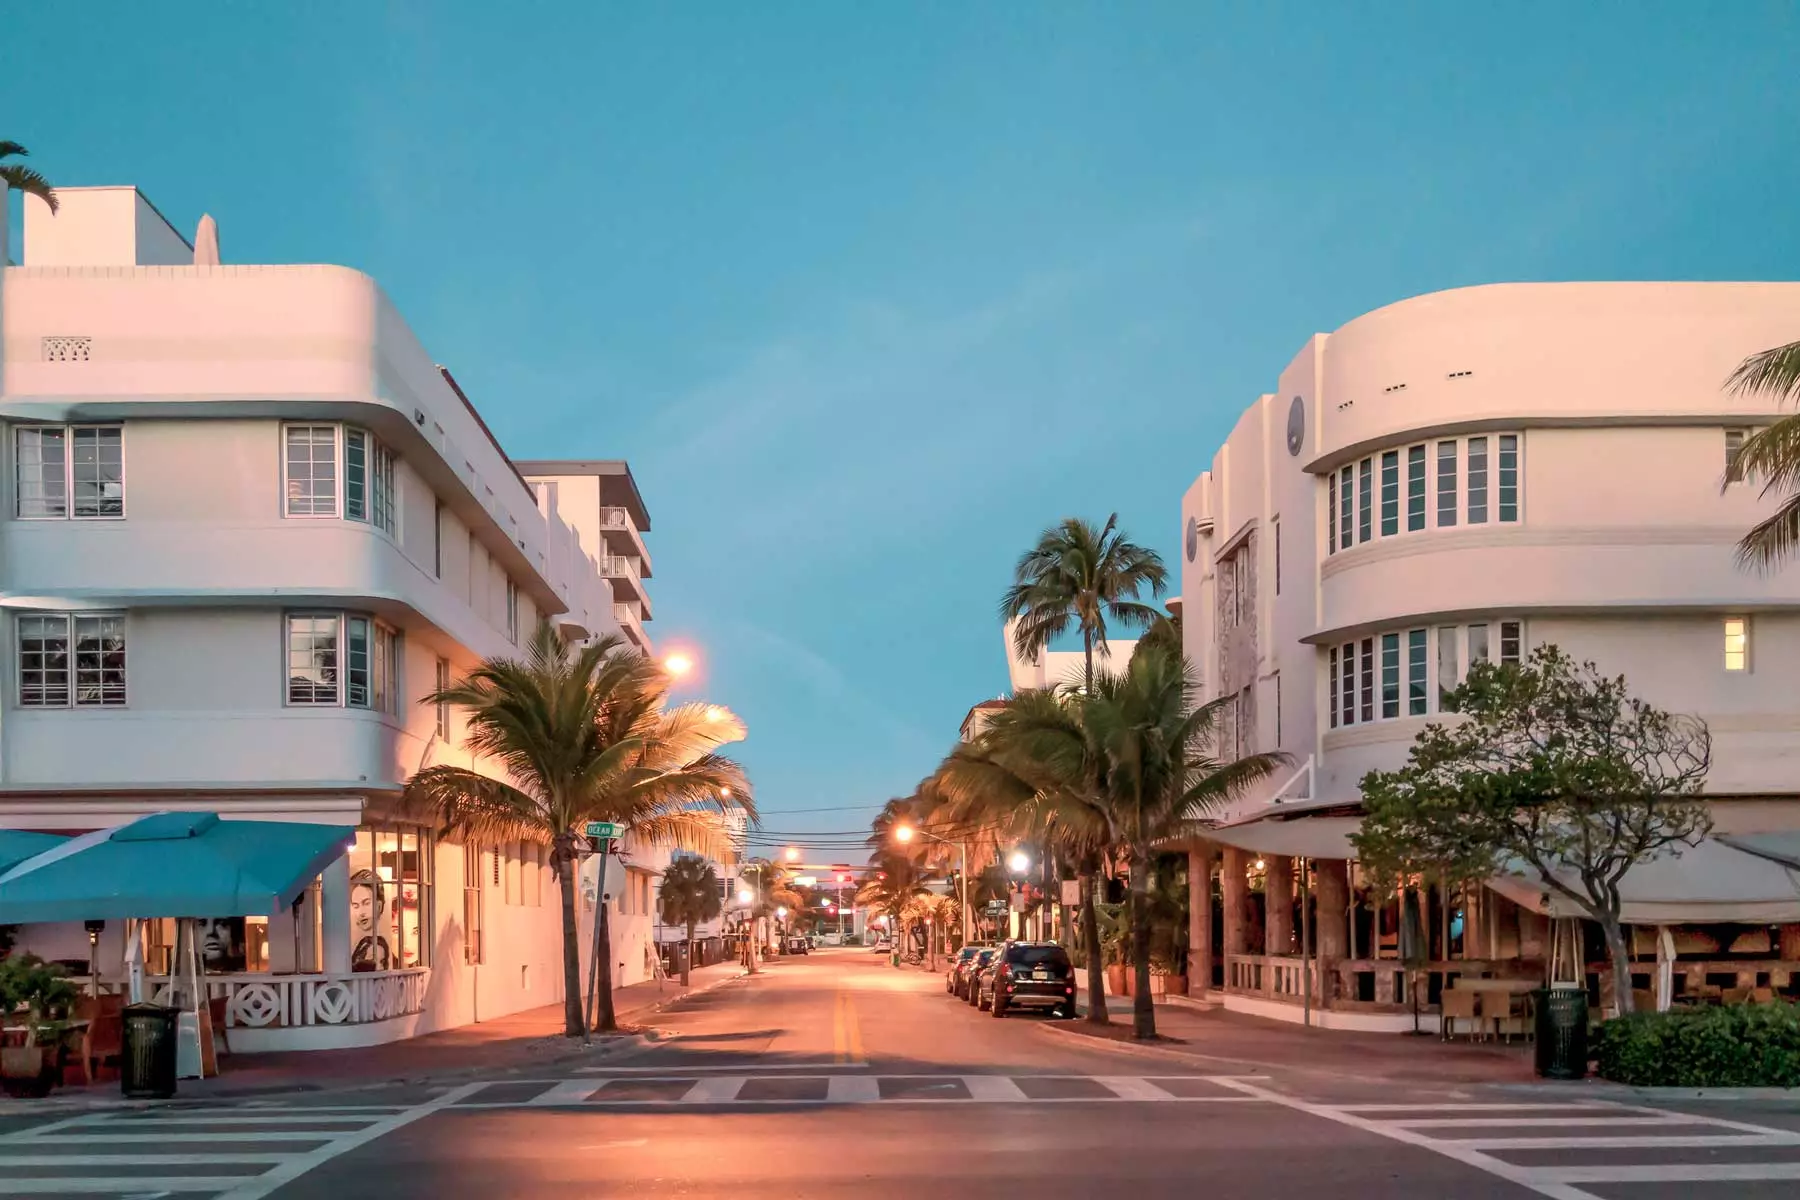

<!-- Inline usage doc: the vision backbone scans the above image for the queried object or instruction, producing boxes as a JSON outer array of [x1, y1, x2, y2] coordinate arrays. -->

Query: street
[[6, 949, 1800, 1198]]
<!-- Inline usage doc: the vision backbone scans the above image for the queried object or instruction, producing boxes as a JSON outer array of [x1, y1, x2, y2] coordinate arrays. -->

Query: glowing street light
[[1007, 851, 1031, 875], [893, 824, 915, 843], [776, 906, 788, 919], [783, 847, 801, 862], [662, 651, 695, 678], [737, 888, 753, 905]]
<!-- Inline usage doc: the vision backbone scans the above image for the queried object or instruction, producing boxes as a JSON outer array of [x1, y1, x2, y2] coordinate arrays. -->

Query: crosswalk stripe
[[826, 1075, 882, 1104], [528, 1080, 602, 1105], [1096, 1076, 1174, 1101], [1447, 1133, 1800, 1150], [681, 1076, 748, 1103], [1536, 1162, 1800, 1185], [0, 1176, 251, 1194], [961, 1075, 1028, 1102], [1385, 1115, 1690, 1129]]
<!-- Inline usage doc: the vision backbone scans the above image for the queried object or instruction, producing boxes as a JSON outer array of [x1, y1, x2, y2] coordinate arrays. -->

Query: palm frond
[[405, 766, 548, 842], [0, 163, 56, 213], [1735, 489, 1800, 571], [1728, 339, 1800, 406]]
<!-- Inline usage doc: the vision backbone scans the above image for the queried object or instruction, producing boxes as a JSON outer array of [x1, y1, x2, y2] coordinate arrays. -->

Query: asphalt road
[[8, 949, 1800, 1198]]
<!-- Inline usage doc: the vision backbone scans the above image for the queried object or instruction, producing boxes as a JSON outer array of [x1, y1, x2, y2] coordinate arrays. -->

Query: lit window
[[1406, 445, 1426, 532], [1725, 617, 1749, 672], [17, 613, 125, 707], [1380, 450, 1400, 536], [16, 425, 124, 519]]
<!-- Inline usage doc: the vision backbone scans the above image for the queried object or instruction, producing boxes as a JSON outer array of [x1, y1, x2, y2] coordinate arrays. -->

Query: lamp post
[[737, 884, 757, 974], [1006, 851, 1032, 940], [893, 824, 970, 946]]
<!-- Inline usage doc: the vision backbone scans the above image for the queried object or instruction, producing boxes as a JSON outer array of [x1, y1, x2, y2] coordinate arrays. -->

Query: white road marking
[[1543, 1162, 1800, 1184], [1095, 1076, 1174, 1101], [527, 1080, 601, 1106], [681, 1076, 748, 1103], [1385, 1115, 1692, 1129], [577, 1061, 869, 1073], [23, 1131, 337, 1144], [1447, 1133, 1800, 1150], [961, 1075, 1028, 1102], [0, 1177, 244, 1194], [826, 1075, 883, 1104]]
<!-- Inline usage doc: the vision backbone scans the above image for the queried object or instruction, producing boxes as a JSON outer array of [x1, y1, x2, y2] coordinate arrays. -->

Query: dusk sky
[[8, 3, 1800, 859]]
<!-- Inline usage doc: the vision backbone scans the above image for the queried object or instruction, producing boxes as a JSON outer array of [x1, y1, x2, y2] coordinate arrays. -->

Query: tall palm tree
[[1000, 514, 1168, 694], [408, 622, 752, 1037], [1725, 342, 1800, 567], [1, 142, 56, 214], [1085, 642, 1286, 1038], [657, 857, 722, 985]]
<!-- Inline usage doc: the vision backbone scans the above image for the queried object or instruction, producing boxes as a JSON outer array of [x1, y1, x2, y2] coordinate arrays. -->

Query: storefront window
[[152, 916, 270, 975], [347, 824, 433, 972]]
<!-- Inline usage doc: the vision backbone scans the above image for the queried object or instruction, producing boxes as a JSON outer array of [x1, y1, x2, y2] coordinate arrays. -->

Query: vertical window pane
[[1339, 466, 1355, 548], [73, 614, 126, 706], [1725, 617, 1749, 671], [372, 438, 396, 536], [16, 427, 68, 518], [435, 657, 452, 738], [1360, 636, 1375, 723], [1726, 429, 1751, 483], [1406, 445, 1426, 532], [1381, 632, 1400, 719], [347, 617, 372, 708], [18, 615, 70, 706], [1468, 623, 1490, 665], [1357, 458, 1373, 542], [506, 580, 519, 643], [1327, 474, 1337, 555], [1436, 441, 1458, 527], [1407, 629, 1427, 716], [1380, 450, 1399, 536], [1498, 434, 1519, 522], [1437, 627, 1460, 711], [285, 426, 339, 517], [1328, 648, 1338, 729], [433, 501, 444, 577], [1340, 642, 1355, 728], [71, 427, 124, 518], [288, 615, 340, 704], [1467, 437, 1489, 524], [1500, 621, 1523, 664], [1273, 520, 1281, 596], [345, 429, 368, 521]]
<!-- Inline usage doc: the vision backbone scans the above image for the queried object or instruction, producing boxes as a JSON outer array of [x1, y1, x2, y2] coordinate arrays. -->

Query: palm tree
[[1085, 641, 1286, 1038], [1725, 342, 1800, 567], [1, 142, 56, 214], [1000, 514, 1168, 694], [657, 857, 722, 985], [408, 621, 752, 1037]]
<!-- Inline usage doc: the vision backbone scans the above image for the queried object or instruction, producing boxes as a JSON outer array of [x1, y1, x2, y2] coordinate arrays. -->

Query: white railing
[[134, 969, 430, 1029], [599, 555, 640, 583], [614, 603, 649, 648]]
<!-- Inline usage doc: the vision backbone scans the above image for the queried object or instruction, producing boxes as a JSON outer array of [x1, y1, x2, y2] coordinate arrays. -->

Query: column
[[1780, 925, 1800, 962], [1221, 846, 1248, 967], [1187, 843, 1216, 998], [1265, 855, 1294, 956], [1315, 858, 1350, 962], [321, 855, 352, 975]]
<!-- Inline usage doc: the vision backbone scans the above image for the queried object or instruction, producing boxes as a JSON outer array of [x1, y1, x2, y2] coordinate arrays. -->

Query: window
[[17, 425, 124, 519], [1272, 519, 1281, 596], [1272, 671, 1282, 748], [18, 613, 126, 707], [1339, 641, 1354, 728], [348, 826, 433, 970], [1725, 617, 1750, 671], [1359, 636, 1374, 724], [1339, 465, 1355, 549], [1726, 429, 1756, 484], [287, 613, 397, 710], [1406, 445, 1426, 532], [1328, 648, 1338, 729], [462, 841, 483, 965], [1497, 435, 1519, 523], [1407, 629, 1427, 716], [1381, 633, 1400, 719], [1380, 450, 1400, 537], [1436, 441, 1458, 528], [1469, 623, 1490, 665], [435, 657, 452, 739], [1437, 627, 1459, 710], [1500, 620, 1523, 665], [506, 579, 519, 643], [285, 425, 395, 533], [433, 500, 444, 578], [1467, 436, 1489, 524], [1327, 475, 1337, 554], [1357, 458, 1373, 543]]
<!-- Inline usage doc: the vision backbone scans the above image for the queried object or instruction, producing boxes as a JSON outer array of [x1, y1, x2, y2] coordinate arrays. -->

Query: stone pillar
[[1265, 855, 1294, 956], [321, 855, 352, 975], [1221, 846, 1249, 962], [1315, 859, 1350, 963], [1188, 843, 1216, 997], [1780, 925, 1800, 962]]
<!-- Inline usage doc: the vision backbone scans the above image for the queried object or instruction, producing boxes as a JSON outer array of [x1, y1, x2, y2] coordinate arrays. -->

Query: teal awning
[[0, 830, 66, 876], [0, 812, 355, 923]]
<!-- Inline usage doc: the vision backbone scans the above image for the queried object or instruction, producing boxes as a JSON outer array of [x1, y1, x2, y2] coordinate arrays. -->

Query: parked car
[[946, 944, 990, 998], [964, 946, 1002, 1007], [784, 935, 810, 955], [978, 941, 1077, 1018]]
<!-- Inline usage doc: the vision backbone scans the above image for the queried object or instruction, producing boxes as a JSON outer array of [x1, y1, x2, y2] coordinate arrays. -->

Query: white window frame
[[1325, 618, 1527, 730], [283, 424, 399, 537], [506, 579, 520, 643], [16, 424, 126, 520], [285, 611, 402, 712], [435, 656, 452, 739], [1326, 434, 1523, 556], [1725, 616, 1750, 672], [16, 611, 128, 708], [1725, 429, 1757, 485]]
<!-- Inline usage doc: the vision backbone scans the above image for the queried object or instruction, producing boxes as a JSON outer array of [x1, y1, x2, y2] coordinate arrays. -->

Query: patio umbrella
[[0, 811, 355, 923], [0, 829, 65, 875]]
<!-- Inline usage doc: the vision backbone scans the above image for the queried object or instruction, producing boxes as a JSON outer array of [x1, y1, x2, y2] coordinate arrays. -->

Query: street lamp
[[893, 824, 971, 945], [737, 888, 753, 905], [784, 847, 801, 863], [662, 651, 695, 678], [1007, 851, 1031, 875]]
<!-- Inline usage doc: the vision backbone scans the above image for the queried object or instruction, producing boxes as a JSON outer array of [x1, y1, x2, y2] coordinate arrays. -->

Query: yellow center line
[[832, 990, 848, 1063], [843, 989, 865, 1063]]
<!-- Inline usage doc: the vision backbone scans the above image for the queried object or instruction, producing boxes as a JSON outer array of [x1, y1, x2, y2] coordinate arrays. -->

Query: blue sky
[[8, 3, 1800, 858]]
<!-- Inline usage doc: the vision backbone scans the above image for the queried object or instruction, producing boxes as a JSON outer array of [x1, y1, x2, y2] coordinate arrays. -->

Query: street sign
[[983, 900, 1007, 914], [585, 821, 622, 840]]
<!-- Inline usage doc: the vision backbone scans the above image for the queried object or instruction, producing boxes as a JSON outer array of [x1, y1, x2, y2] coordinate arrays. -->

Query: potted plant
[[0, 954, 77, 1097], [1097, 902, 1131, 995]]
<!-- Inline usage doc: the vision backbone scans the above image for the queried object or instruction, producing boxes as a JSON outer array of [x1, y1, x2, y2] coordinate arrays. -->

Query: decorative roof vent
[[193, 214, 221, 266], [41, 336, 91, 362]]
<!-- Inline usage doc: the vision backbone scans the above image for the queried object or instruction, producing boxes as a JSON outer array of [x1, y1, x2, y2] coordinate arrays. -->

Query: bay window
[[1325, 619, 1528, 729], [286, 612, 401, 713], [16, 425, 125, 519], [284, 424, 397, 535], [1326, 433, 1521, 553]]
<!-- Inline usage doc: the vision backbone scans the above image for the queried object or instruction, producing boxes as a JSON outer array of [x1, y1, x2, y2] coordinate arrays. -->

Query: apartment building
[[1177, 282, 1800, 1027], [0, 183, 662, 1049]]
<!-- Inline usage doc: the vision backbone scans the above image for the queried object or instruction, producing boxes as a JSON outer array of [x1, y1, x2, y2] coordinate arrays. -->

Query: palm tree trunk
[[1080, 871, 1108, 1025], [1082, 627, 1095, 694], [683, 917, 695, 986], [595, 893, 619, 1031], [554, 838, 585, 1038], [1130, 851, 1156, 1040]]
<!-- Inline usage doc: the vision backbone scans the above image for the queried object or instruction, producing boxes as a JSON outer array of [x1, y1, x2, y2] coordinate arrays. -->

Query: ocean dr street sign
[[585, 821, 622, 840]]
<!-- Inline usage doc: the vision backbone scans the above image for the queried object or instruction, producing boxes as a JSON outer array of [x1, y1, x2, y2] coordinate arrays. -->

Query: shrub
[[1595, 1001, 1800, 1088]]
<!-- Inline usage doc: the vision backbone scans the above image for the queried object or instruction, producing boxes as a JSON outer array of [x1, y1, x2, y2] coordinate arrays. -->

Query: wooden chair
[[76, 994, 124, 1086], [1440, 987, 1479, 1040]]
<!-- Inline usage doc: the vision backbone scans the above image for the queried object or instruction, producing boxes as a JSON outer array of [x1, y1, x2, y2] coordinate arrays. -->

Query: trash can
[[121, 1003, 179, 1099], [1533, 987, 1590, 1080]]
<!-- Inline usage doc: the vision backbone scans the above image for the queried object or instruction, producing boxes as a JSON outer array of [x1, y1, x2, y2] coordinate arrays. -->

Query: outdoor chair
[[75, 994, 124, 1085], [1483, 991, 1529, 1042], [1440, 987, 1478, 1040]]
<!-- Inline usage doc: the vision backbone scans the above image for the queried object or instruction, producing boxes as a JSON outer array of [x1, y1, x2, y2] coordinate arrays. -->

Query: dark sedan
[[979, 941, 1077, 1018], [963, 946, 1001, 1006], [945, 944, 991, 999]]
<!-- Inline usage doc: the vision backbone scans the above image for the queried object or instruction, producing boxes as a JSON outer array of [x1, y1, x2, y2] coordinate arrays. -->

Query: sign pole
[[581, 822, 621, 1036]]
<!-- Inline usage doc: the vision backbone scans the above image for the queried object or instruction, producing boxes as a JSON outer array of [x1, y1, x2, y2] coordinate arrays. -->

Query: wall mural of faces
[[348, 827, 431, 972]]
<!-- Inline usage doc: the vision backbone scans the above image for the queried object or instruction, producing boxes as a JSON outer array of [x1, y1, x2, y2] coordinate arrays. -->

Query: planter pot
[[1104, 964, 1128, 995], [0, 1046, 56, 1098], [1164, 974, 1189, 995]]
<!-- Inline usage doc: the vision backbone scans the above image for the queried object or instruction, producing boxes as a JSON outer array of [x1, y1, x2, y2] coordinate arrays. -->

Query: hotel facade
[[1178, 282, 1800, 1028], [0, 183, 702, 1050]]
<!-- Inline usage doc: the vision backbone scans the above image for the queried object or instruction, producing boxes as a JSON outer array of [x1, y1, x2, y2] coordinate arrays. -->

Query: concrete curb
[[1034, 1018, 1276, 1074], [1495, 1080, 1800, 1102]]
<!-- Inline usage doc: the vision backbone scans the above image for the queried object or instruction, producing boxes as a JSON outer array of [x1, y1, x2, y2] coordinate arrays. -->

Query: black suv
[[979, 941, 1077, 1018]]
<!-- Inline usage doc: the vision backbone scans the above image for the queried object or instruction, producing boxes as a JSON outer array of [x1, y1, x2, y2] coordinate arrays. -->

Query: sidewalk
[[15, 959, 748, 1110], [1052, 993, 1535, 1085]]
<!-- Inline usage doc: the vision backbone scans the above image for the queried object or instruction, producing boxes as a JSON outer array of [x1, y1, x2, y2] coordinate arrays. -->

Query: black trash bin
[[121, 1003, 179, 1099], [1533, 987, 1590, 1080]]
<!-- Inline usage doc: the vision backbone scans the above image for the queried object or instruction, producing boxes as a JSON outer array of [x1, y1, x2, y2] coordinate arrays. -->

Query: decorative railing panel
[[133, 969, 429, 1029]]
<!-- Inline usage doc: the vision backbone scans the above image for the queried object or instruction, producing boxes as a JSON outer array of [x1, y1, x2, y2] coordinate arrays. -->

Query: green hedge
[[1595, 1001, 1800, 1087]]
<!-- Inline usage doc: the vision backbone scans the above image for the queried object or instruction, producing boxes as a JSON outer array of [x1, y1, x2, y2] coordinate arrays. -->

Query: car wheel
[[1058, 1004, 1079, 1019], [977, 992, 991, 1011], [990, 997, 1007, 1018]]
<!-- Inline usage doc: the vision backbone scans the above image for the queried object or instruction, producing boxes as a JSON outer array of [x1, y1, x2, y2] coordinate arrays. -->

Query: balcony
[[614, 602, 651, 651], [600, 507, 653, 577], [599, 554, 652, 616]]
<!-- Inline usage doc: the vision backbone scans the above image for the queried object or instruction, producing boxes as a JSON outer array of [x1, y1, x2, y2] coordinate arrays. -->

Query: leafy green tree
[[657, 857, 723, 985], [1352, 646, 1712, 1015], [1724, 338, 1800, 567], [0, 142, 56, 215], [409, 622, 752, 1037]]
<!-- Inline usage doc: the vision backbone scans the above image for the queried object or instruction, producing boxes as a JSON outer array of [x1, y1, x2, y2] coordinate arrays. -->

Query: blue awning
[[0, 812, 355, 923], [0, 830, 66, 876]]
